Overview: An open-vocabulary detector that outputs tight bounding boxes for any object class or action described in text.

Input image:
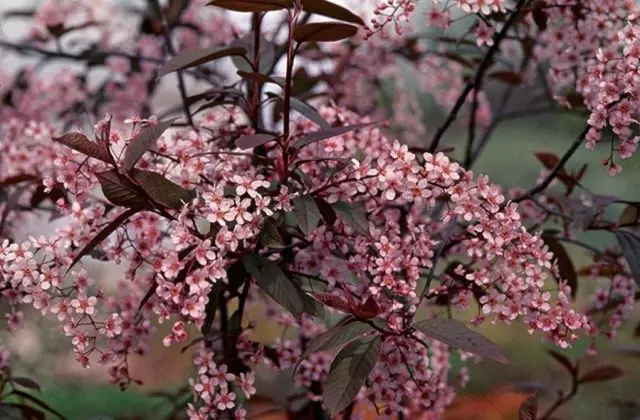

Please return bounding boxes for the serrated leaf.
[518,394,538,420]
[296,122,375,148]
[301,0,364,25]
[300,318,375,363]
[413,318,507,364]
[67,208,137,274]
[292,195,321,235]
[615,229,640,288]
[12,376,41,392]
[332,201,369,235]
[123,118,178,171]
[133,170,195,210]
[96,169,148,209]
[53,132,112,163]
[236,134,276,150]
[293,22,358,43]
[207,0,289,11]
[243,253,304,318]
[579,365,623,384]
[259,217,285,248]
[542,235,577,298]
[157,46,247,78]
[323,336,381,417]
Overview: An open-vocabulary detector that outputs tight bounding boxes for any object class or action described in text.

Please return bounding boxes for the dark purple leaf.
[243,253,304,318]
[235,134,276,150]
[296,122,375,148]
[301,0,364,25]
[53,132,113,163]
[332,201,369,235]
[157,46,247,78]
[12,376,41,392]
[323,336,381,417]
[293,22,358,43]
[9,390,67,420]
[546,348,576,374]
[67,208,138,274]
[292,194,321,235]
[542,234,578,298]
[259,217,285,249]
[123,118,178,171]
[207,0,289,11]
[96,169,148,209]
[413,318,508,363]
[518,394,538,420]
[314,197,337,227]
[579,365,623,384]
[615,229,640,288]
[133,169,195,209]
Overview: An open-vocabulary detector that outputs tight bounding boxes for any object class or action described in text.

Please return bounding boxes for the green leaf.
[542,234,577,298]
[413,318,507,364]
[296,122,375,148]
[615,229,640,288]
[292,195,321,235]
[207,0,289,11]
[53,132,113,163]
[293,22,358,43]
[301,293,326,319]
[243,253,304,318]
[157,46,247,78]
[67,208,138,274]
[123,118,178,172]
[236,134,277,150]
[259,217,285,248]
[323,336,381,417]
[96,169,148,209]
[132,170,195,210]
[332,201,369,235]
[301,0,365,25]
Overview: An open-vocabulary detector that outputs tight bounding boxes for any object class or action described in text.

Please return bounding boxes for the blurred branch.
[428,0,529,154]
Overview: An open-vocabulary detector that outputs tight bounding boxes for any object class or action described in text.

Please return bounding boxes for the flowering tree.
[0,0,638,419]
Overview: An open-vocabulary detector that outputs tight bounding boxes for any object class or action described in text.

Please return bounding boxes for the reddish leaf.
[53,132,113,163]
[96,169,148,209]
[293,22,358,43]
[310,292,351,312]
[532,2,548,30]
[354,296,381,319]
[123,118,178,171]
[236,134,277,150]
[413,318,508,364]
[542,234,577,298]
[236,70,283,86]
[578,365,623,384]
[535,152,560,170]
[292,194,321,235]
[546,349,576,374]
[67,208,138,274]
[157,46,247,78]
[518,394,538,420]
